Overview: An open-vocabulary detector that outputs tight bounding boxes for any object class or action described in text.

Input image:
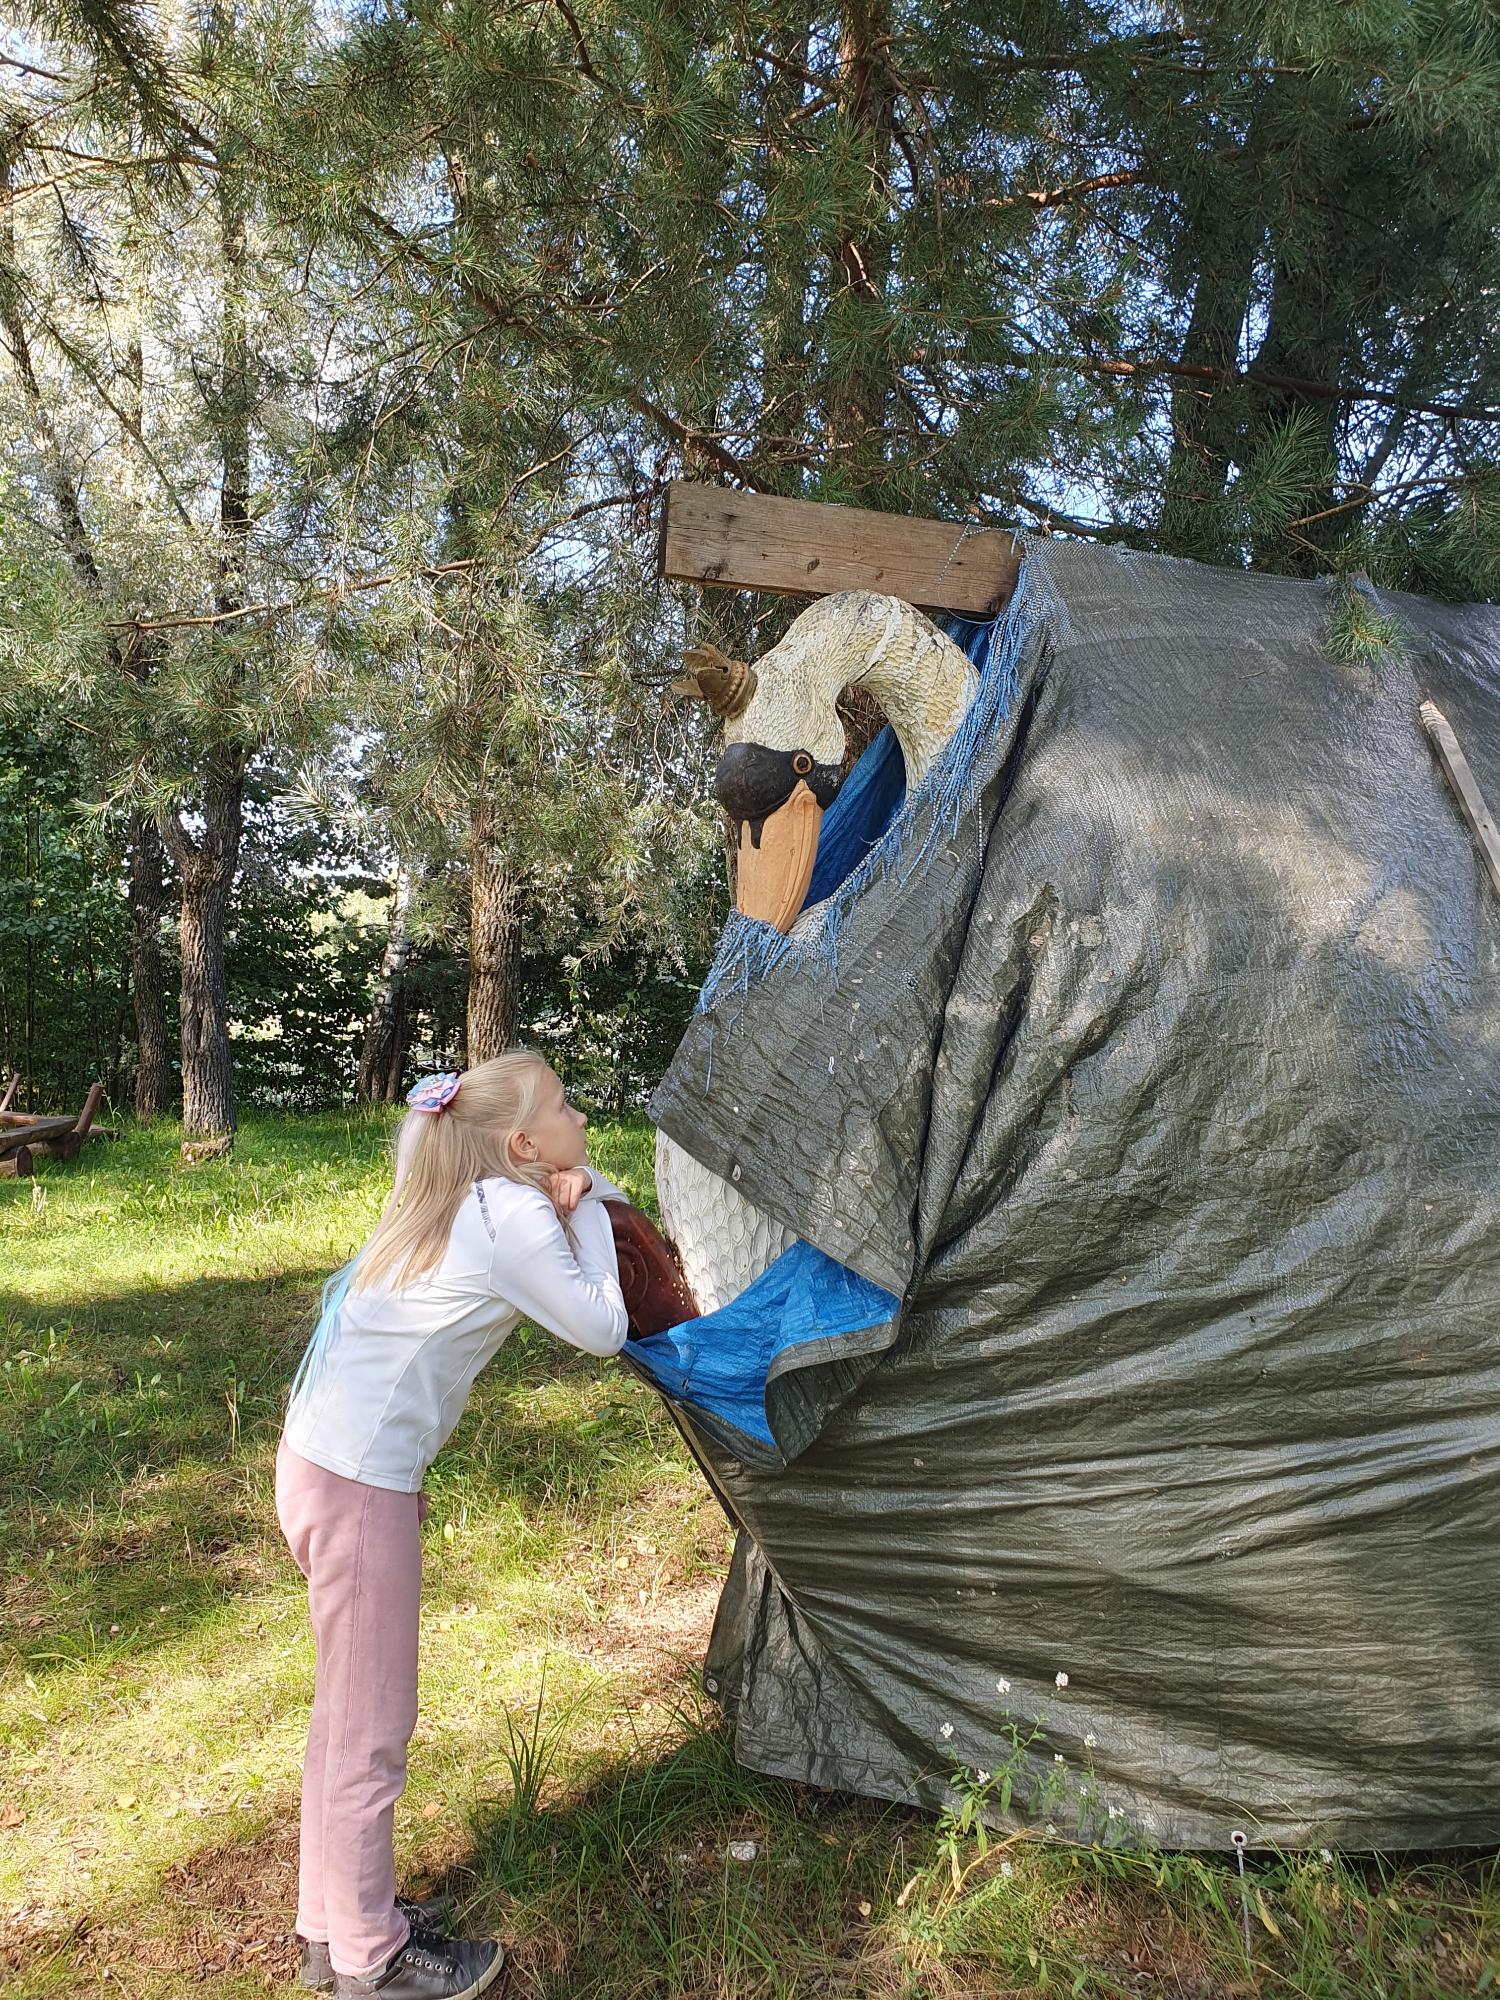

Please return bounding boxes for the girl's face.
[507,1068,589,1172]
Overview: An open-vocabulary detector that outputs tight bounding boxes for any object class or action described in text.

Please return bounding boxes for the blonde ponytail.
[352,1050,557,1293]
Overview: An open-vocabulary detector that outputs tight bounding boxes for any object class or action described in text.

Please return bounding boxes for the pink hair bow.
[406,1071,461,1113]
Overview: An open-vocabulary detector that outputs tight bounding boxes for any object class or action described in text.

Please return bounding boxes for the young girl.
[277,1051,629,2000]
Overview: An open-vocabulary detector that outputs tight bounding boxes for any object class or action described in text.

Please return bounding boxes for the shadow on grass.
[443,1718,915,2000]
[444,1718,1500,2000]
[0,1256,686,1683]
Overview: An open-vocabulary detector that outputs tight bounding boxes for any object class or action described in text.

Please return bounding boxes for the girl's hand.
[544,1167,591,1218]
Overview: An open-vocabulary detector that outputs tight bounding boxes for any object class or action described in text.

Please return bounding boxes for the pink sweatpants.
[275,1440,422,1978]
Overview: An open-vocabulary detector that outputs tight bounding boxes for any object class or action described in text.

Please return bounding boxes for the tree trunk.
[170,4,251,1159]
[467,806,522,1064]
[166,748,244,1151]
[176,855,238,1145]
[750,16,816,497]
[1246,250,1344,568]
[827,0,896,503]
[128,812,173,1118]
[360,863,414,1102]
[1243,83,1347,570]
[1159,194,1265,560]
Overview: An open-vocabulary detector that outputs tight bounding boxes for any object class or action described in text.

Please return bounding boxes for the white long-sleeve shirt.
[282,1169,629,1493]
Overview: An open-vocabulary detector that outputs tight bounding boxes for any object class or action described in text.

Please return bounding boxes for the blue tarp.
[628,1240,898,1448]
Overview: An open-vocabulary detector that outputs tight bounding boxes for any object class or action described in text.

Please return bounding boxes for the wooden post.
[0,1145,32,1179]
[658,482,1021,616]
[1420,701,1500,898]
[0,1073,17,1116]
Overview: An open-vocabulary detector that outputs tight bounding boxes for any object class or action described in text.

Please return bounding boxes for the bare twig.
[108,557,493,633]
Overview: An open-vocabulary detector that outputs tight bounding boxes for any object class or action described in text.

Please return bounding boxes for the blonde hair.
[352,1049,557,1293]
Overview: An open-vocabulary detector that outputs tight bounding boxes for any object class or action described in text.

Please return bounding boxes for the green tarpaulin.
[648,541,1500,1852]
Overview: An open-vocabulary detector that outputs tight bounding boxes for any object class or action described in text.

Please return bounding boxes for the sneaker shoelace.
[398,1905,451,1950]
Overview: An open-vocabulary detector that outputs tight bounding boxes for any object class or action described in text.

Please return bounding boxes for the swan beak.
[735,781,823,933]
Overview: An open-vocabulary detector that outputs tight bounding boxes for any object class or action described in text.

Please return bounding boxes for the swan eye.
[713,742,846,823]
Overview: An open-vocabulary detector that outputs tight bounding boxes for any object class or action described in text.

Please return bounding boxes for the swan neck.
[850,647,975,787]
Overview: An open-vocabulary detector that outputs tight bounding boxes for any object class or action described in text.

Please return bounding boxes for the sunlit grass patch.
[2,1115,1498,1998]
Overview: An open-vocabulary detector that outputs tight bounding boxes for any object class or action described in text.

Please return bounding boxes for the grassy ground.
[1,1115,1496,2000]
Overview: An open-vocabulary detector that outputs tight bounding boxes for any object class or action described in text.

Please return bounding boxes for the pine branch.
[28,306,198,528]
[1284,474,1484,532]
[986,168,1150,214]
[627,396,773,491]
[1,53,71,84]
[544,0,601,86]
[1067,354,1500,425]
[108,556,495,633]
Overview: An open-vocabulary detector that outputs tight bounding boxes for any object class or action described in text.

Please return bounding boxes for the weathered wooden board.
[658,482,1021,616]
[0,1116,74,1157]
[1,1081,104,1137]
[1420,700,1500,898]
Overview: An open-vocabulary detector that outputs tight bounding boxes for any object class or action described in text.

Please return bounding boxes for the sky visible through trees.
[2,0,1498,1134]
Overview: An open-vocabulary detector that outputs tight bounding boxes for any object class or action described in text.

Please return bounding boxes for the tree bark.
[827,0,896,503]
[1159,217,1264,557]
[164,749,244,1146]
[360,863,414,1101]
[466,805,522,1064]
[167,2,251,1157]
[127,812,173,1118]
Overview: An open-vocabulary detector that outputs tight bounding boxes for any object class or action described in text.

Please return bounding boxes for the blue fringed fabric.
[630,1242,897,1450]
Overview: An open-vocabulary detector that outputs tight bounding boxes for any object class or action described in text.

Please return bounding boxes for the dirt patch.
[585,1574,720,1682]
[151,1818,301,1986]
[0,1819,301,1994]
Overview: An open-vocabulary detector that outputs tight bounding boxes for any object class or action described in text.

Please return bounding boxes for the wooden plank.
[0,1115,78,1155]
[1,1083,103,1138]
[658,481,1021,616]
[1419,700,1500,899]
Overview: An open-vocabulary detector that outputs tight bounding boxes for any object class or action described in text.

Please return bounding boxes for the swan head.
[675,591,977,932]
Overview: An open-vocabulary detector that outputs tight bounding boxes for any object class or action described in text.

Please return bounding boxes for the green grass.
[2,1115,1497,1998]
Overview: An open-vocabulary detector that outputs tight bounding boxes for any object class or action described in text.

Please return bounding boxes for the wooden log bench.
[0,1084,105,1173]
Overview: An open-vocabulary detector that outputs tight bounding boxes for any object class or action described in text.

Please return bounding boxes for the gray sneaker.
[332,1931,503,2000]
[297,1897,454,1994]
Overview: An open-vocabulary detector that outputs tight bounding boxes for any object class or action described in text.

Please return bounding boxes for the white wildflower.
[1053,1753,1064,1765]
[1084,1733,1097,1749]
[939,1722,954,1741]
[1319,1848,1334,1864]
[1054,1671,1069,1690]
[1107,1805,1121,1820]
[996,1678,1011,1695]
[975,1769,991,1784]
[999,1860,1014,1878]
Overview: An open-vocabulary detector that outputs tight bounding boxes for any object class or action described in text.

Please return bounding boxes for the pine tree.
[0,1,419,1144]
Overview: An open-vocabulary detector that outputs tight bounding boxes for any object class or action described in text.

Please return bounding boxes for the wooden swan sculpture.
[658,590,980,1313]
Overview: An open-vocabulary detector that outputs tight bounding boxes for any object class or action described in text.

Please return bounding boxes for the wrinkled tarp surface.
[645,540,1500,1851]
